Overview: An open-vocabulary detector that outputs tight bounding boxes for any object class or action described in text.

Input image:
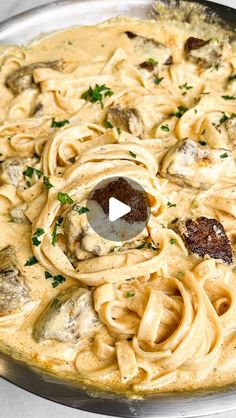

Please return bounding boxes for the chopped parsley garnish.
[220,152,228,159]
[105,120,113,129]
[170,238,176,245]
[175,271,185,279]
[51,217,63,247]
[57,192,74,205]
[81,84,114,108]
[171,105,188,118]
[221,95,236,100]
[51,298,61,309]
[117,127,121,134]
[228,74,236,82]
[199,140,207,146]
[51,118,70,128]
[179,82,193,91]
[219,112,229,124]
[32,236,41,247]
[73,205,89,215]
[125,291,135,298]
[32,228,45,246]
[43,176,54,190]
[148,57,158,66]
[52,275,66,288]
[170,217,178,224]
[154,76,164,85]
[129,150,137,158]
[44,271,66,287]
[137,241,159,251]
[167,201,176,208]
[25,256,38,266]
[160,124,170,132]
[23,166,34,178]
[34,228,45,237]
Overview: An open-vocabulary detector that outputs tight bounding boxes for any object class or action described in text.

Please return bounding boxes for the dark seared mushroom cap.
[175,217,233,264]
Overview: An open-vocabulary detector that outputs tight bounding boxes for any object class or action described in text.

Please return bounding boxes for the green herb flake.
[81,84,114,108]
[179,82,193,91]
[57,192,74,205]
[221,95,236,100]
[170,238,176,245]
[148,57,158,66]
[73,205,90,215]
[45,271,53,279]
[154,76,164,85]
[228,74,236,82]
[32,236,41,247]
[175,271,185,279]
[167,201,176,208]
[25,256,38,266]
[51,223,58,247]
[129,150,137,158]
[23,166,34,178]
[117,127,121,134]
[125,291,135,298]
[43,176,54,190]
[51,298,61,309]
[170,217,179,224]
[171,105,188,118]
[220,152,228,159]
[160,124,170,132]
[51,118,70,128]
[105,120,113,129]
[52,275,66,288]
[220,112,229,124]
[34,228,45,237]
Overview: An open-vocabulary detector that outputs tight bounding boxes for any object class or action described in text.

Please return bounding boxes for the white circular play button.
[109,197,131,222]
[86,177,150,242]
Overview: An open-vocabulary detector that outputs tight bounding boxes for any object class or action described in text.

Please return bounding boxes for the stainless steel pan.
[0,1,235,416]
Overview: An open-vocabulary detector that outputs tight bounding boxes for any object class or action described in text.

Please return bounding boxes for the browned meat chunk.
[0,157,37,188]
[107,105,144,138]
[161,139,232,189]
[175,217,233,264]
[185,37,209,52]
[0,246,29,315]
[92,177,148,224]
[185,37,224,68]
[6,60,62,94]
[34,287,100,343]
[125,31,172,66]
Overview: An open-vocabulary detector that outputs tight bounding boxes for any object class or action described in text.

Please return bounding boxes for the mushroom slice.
[107,105,144,138]
[34,288,101,343]
[0,157,37,188]
[10,203,29,224]
[0,246,29,315]
[6,60,62,95]
[185,37,224,68]
[161,139,232,189]
[125,31,172,66]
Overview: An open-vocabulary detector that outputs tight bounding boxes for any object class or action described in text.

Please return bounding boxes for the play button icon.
[109,197,131,222]
[86,177,150,242]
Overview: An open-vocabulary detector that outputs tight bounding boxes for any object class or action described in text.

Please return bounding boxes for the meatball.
[0,246,29,315]
[34,288,101,343]
[161,139,232,189]
[175,217,233,264]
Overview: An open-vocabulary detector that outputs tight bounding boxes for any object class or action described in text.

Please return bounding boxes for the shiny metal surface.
[0,0,235,416]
